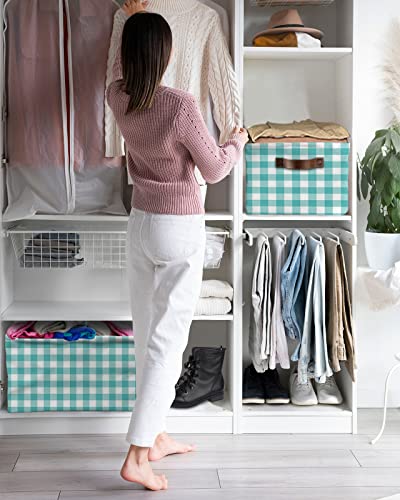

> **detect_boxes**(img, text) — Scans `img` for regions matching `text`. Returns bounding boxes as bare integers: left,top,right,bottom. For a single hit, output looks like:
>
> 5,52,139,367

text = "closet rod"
243,228,357,247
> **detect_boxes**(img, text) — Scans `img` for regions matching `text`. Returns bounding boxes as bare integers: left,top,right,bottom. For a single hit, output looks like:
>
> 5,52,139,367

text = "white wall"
354,0,400,407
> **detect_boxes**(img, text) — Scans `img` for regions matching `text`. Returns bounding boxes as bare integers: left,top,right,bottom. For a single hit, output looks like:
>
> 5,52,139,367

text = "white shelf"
1,301,233,322
0,401,233,434
241,404,353,433
20,212,234,222
244,47,353,61
242,403,352,417
243,214,352,222
0,400,232,419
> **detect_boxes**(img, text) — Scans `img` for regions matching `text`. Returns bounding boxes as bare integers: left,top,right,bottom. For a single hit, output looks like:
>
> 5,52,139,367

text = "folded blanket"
195,298,232,316
32,240,79,251
248,119,350,143
33,233,80,243
24,249,78,259
200,280,234,300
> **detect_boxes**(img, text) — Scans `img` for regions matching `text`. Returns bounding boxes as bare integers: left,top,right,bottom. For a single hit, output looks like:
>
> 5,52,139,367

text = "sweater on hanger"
106,81,243,214
199,0,230,42
104,0,240,157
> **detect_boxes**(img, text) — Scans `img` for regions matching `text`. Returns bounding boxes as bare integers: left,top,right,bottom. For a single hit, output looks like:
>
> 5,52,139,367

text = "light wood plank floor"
0,409,399,500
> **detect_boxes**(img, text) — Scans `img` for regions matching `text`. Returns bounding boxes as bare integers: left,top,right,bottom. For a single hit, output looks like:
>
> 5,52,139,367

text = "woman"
107,0,248,491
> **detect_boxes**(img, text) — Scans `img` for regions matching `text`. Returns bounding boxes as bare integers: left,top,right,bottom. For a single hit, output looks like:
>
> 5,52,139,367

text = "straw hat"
253,9,324,41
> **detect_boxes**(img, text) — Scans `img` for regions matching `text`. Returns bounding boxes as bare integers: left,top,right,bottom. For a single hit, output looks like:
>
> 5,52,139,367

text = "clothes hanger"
325,231,341,245
309,231,322,243
275,231,287,244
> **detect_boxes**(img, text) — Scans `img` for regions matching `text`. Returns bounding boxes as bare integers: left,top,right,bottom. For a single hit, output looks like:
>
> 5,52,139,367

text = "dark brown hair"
121,12,172,113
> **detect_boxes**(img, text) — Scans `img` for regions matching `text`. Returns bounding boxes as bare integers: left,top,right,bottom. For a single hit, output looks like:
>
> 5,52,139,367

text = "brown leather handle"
276,157,324,170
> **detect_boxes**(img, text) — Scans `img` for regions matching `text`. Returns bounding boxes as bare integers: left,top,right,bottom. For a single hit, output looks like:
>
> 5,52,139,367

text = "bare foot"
149,432,195,462
120,453,168,491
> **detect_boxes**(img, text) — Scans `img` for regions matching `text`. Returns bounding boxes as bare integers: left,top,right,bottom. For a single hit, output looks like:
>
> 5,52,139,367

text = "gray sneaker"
290,371,318,406
315,376,343,405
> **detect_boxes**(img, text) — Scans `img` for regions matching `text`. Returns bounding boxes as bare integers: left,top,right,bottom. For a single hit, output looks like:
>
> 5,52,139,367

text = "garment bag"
3,0,126,220
67,0,125,215
4,0,70,219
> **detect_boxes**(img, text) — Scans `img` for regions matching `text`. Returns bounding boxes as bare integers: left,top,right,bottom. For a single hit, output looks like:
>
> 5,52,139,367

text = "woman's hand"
233,126,249,145
123,0,148,17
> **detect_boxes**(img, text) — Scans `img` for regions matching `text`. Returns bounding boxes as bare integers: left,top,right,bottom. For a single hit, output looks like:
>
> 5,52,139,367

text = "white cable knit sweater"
105,0,241,157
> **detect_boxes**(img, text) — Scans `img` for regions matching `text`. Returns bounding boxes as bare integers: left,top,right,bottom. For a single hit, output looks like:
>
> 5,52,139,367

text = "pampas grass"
383,18,400,123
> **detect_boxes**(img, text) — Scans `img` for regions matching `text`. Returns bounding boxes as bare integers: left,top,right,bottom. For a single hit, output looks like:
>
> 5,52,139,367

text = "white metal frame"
0,0,357,435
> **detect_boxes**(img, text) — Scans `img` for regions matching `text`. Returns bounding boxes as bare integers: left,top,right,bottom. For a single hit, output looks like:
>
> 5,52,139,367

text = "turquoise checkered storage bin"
245,142,350,215
5,336,136,412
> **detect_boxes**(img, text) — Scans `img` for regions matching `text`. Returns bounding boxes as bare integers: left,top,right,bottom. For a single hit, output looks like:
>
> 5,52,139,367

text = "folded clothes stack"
195,280,234,316
21,233,84,268
6,321,133,341
247,120,350,144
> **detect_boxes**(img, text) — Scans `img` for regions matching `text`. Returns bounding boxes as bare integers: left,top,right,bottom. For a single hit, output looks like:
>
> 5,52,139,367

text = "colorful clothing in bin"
6,336,136,412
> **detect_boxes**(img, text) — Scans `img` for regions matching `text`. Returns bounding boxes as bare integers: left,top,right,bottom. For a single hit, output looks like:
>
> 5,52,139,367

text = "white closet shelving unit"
0,0,357,435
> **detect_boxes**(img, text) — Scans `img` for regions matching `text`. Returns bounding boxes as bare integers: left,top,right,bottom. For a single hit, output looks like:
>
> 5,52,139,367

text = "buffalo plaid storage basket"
5,337,136,412
245,142,350,215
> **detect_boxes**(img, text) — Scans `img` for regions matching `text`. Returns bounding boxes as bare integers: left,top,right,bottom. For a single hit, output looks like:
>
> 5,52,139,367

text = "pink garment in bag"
67,0,126,215
4,0,70,219
3,0,126,221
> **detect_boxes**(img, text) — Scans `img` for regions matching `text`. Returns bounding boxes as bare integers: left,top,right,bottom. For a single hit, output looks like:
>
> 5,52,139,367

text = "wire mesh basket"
250,0,334,6
8,223,127,270
8,223,230,271
204,226,229,269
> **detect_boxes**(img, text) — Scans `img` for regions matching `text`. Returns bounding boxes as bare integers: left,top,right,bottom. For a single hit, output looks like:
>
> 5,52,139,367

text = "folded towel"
200,280,234,300
34,321,67,334
195,298,232,316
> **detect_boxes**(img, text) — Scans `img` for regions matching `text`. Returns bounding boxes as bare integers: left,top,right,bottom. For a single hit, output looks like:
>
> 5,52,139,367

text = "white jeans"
126,209,205,447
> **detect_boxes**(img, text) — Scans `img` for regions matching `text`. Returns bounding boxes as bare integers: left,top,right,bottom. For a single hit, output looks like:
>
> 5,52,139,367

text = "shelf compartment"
244,47,353,61
1,301,234,322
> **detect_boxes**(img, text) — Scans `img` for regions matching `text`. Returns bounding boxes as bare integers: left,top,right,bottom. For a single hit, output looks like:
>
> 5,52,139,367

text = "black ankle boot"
172,346,225,409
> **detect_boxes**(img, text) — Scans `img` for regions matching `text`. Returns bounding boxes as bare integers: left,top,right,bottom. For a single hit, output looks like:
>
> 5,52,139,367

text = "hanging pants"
126,209,205,447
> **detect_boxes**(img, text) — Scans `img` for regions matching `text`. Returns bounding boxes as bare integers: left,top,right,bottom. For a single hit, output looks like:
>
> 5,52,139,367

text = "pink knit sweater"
106,82,244,214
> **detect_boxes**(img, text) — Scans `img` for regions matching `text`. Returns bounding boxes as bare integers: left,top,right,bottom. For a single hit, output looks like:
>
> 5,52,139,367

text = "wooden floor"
0,409,400,500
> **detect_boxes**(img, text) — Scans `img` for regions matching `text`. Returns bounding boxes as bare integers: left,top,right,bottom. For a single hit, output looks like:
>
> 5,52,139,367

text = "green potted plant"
358,124,400,270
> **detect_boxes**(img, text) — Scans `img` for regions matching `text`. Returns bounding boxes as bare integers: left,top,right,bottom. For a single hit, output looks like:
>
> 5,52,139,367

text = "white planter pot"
365,231,400,270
